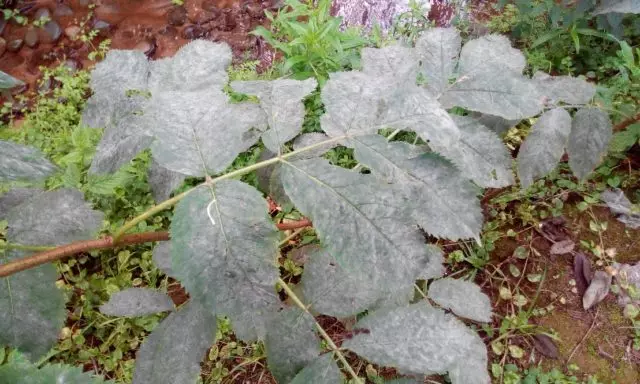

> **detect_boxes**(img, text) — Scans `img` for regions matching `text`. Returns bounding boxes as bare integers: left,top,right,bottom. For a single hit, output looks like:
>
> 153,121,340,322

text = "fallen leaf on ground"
574,252,592,297
532,334,559,359
601,188,640,229
583,270,611,310
550,239,575,255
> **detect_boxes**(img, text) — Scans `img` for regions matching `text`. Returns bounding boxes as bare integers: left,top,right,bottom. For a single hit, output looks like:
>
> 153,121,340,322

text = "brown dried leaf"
574,253,591,296
583,271,611,310
550,239,575,255
540,216,569,242
532,334,559,359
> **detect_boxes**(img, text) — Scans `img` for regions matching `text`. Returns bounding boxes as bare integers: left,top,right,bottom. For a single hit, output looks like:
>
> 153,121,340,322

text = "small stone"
133,39,156,57
34,7,51,22
62,59,80,72
182,25,205,39
6,39,23,52
93,20,111,36
42,20,62,42
24,27,39,48
65,26,81,39
0,38,5,57
79,0,91,6
167,6,187,26
53,4,74,17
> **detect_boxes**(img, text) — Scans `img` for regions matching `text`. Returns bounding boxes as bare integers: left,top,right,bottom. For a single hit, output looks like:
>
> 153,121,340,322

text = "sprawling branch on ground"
0,219,312,278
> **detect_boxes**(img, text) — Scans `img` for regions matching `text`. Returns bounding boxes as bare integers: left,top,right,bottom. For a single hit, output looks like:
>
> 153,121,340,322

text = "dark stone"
6,39,22,52
133,39,156,58
0,18,6,36
0,37,5,57
167,6,187,26
42,20,62,42
221,10,237,32
93,20,111,36
24,27,38,47
182,25,206,40
53,4,74,17
34,7,51,21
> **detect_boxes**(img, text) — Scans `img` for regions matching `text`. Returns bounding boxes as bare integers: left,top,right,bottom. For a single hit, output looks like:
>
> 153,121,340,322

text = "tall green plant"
0,28,617,383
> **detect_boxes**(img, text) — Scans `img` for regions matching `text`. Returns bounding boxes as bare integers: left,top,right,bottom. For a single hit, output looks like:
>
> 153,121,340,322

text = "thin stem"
112,136,346,243
277,278,363,384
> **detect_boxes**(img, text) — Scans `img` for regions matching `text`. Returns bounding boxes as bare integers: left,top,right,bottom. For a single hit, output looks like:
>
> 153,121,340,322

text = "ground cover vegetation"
0,0,639,383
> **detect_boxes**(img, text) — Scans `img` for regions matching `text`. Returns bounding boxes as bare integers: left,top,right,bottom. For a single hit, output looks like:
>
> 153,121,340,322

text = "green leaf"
531,29,564,48
415,27,462,97
231,78,317,153
99,288,175,317
86,169,133,195
352,135,482,240
0,362,112,383
609,123,640,153
289,353,343,384
567,108,612,180
517,108,572,188
593,0,640,15
428,278,492,322
0,70,24,90
281,158,432,288
132,301,216,384
533,71,596,105
265,307,321,383
0,140,57,183
170,181,280,340
147,159,186,203
343,303,489,384
0,189,103,358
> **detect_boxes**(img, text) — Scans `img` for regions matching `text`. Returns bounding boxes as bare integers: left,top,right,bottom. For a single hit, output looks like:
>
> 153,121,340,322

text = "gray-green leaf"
148,159,186,203
567,108,612,180
152,242,173,276
458,34,526,74
352,135,482,240
100,288,175,317
428,278,492,322
415,27,462,97
517,108,572,188
593,0,640,15
0,140,57,182
472,113,519,136
289,353,343,384
265,307,321,383
344,303,489,383
133,300,216,384
361,45,418,83
0,70,24,90
0,362,113,384
170,181,280,340
231,78,317,153
0,188,43,217
534,72,596,105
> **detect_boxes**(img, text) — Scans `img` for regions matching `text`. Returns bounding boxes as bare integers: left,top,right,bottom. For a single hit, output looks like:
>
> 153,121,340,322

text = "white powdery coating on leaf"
344,303,489,384
0,188,43,217
133,301,216,384
361,45,419,82
289,354,343,384
0,140,57,182
458,34,526,74
100,288,175,317
0,362,113,383
601,188,640,229
147,159,186,203
593,0,640,15
428,278,492,322
517,108,572,188
231,78,317,153
567,108,612,180
415,27,462,97
533,72,596,105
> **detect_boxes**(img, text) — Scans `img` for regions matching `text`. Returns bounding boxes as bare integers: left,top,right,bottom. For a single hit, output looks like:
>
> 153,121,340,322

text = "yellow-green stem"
277,277,363,384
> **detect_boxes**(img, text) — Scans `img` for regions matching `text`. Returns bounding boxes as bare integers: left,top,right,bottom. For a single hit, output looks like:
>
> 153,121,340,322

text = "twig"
0,218,313,278
613,112,640,132
567,307,599,364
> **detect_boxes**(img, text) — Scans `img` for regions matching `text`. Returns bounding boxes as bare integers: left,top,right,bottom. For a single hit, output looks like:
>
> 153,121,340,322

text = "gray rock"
24,27,39,48
133,40,156,57
93,20,111,36
65,25,81,39
6,39,23,53
34,7,51,22
42,20,62,43
53,4,74,17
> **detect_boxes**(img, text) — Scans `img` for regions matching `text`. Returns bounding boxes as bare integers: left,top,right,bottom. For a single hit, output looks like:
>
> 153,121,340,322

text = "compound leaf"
148,90,266,177
567,108,612,180
420,245,446,280
292,132,339,159
415,27,462,97
593,0,640,15
148,159,186,203
281,158,430,288
458,34,526,74
100,288,175,317
0,140,57,182
0,188,43,217
361,45,418,83
353,135,482,240
265,307,321,383
0,362,112,384
517,108,572,188
289,354,343,384
472,113,519,136
1,189,103,358
534,72,596,105
231,78,317,153
133,300,216,384
428,278,492,322
152,242,173,277
343,303,489,384
432,116,514,188
170,181,280,340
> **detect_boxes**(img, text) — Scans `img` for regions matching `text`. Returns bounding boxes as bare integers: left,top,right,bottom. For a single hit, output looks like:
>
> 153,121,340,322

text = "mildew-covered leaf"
152,242,173,277
415,27,462,97
361,45,418,82
100,288,175,317
343,303,489,384
472,113,519,136
567,108,612,180
231,79,317,153
133,300,216,384
281,158,430,288
0,188,43,217
601,188,640,228
0,70,24,89
0,362,113,384
517,108,572,188
458,34,526,74
265,307,321,383
1,189,103,358
420,245,446,280
170,181,280,340
534,72,596,105
255,149,290,206
148,159,186,203
353,135,482,240
289,354,343,384
583,270,611,310
292,133,340,159
320,70,459,148
148,90,266,177
431,116,514,188
0,140,57,182
428,278,492,322
593,0,640,15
